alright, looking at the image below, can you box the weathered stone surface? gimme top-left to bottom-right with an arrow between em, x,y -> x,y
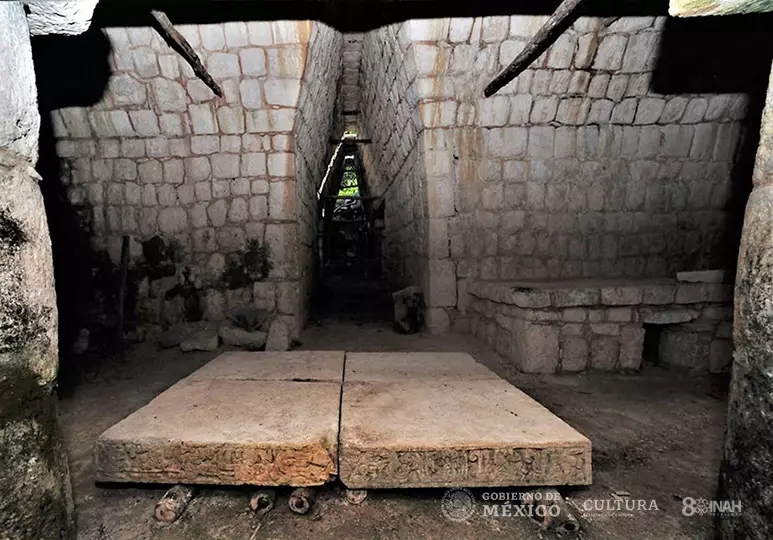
43,21 -> 342,342
98,350 -> 587,490
716,321 -> 733,339
470,278 -> 733,374
509,289 -> 552,309
719,174 -> 773,537
676,269 -> 726,283
345,352 -> 499,382
0,150 -> 74,539
219,323 -> 267,350
658,329 -> 711,370
46,15 -> 748,344
514,321 -> 559,373
226,306 -> 271,332
619,326 -> 645,371
590,336 -> 620,370
551,288 -> 600,307
590,323 -> 620,336
26,0 -> 98,36
641,284 -> 676,305
180,327 -> 220,352
425,307 -> 451,334
669,0 -> 773,16
189,350 -> 344,382
601,286 -> 643,306
561,337 -> 589,372
339,378 -> 591,488
95,379 -> 340,486
640,308 -> 700,324
1,3 -> 39,159
676,283 -> 733,303
265,319 -> 291,351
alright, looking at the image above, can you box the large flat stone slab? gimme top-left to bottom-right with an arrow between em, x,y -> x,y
345,352 -> 500,382
340,352 -> 591,488
189,350 -> 345,382
340,379 -> 591,488
96,350 -> 591,489
95,377 -> 340,487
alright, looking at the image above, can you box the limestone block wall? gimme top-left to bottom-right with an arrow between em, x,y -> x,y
469,279 -> 733,374
50,20 -> 341,336
294,23 -> 343,327
360,24 -> 430,301
399,16 -> 747,331
341,33 -> 363,116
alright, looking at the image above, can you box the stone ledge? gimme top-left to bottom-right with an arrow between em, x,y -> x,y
469,278 -> 734,374
469,278 -> 732,308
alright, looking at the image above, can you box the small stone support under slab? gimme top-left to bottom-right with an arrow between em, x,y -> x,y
469,279 -> 733,373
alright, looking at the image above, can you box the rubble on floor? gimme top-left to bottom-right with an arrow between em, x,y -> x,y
218,323 -> 267,350
179,326 -> 219,352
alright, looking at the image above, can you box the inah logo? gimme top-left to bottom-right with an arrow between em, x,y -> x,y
682,497 -> 742,517
441,488 -> 476,522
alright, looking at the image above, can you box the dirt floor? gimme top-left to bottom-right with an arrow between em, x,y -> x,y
59,317 -> 729,540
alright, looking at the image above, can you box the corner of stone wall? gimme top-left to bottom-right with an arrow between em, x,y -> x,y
48,20 -> 346,341
394,15 -> 749,335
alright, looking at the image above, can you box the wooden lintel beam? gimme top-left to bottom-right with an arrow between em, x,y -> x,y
484,0 -> 585,98
150,10 -> 223,98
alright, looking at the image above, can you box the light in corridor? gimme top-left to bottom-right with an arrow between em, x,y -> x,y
318,131 -> 358,199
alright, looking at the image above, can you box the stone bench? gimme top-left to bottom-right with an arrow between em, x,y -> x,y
468,279 -> 733,374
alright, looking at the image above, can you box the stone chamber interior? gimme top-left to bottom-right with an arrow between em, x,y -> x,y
3,0 -> 773,538
33,3 -> 771,369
